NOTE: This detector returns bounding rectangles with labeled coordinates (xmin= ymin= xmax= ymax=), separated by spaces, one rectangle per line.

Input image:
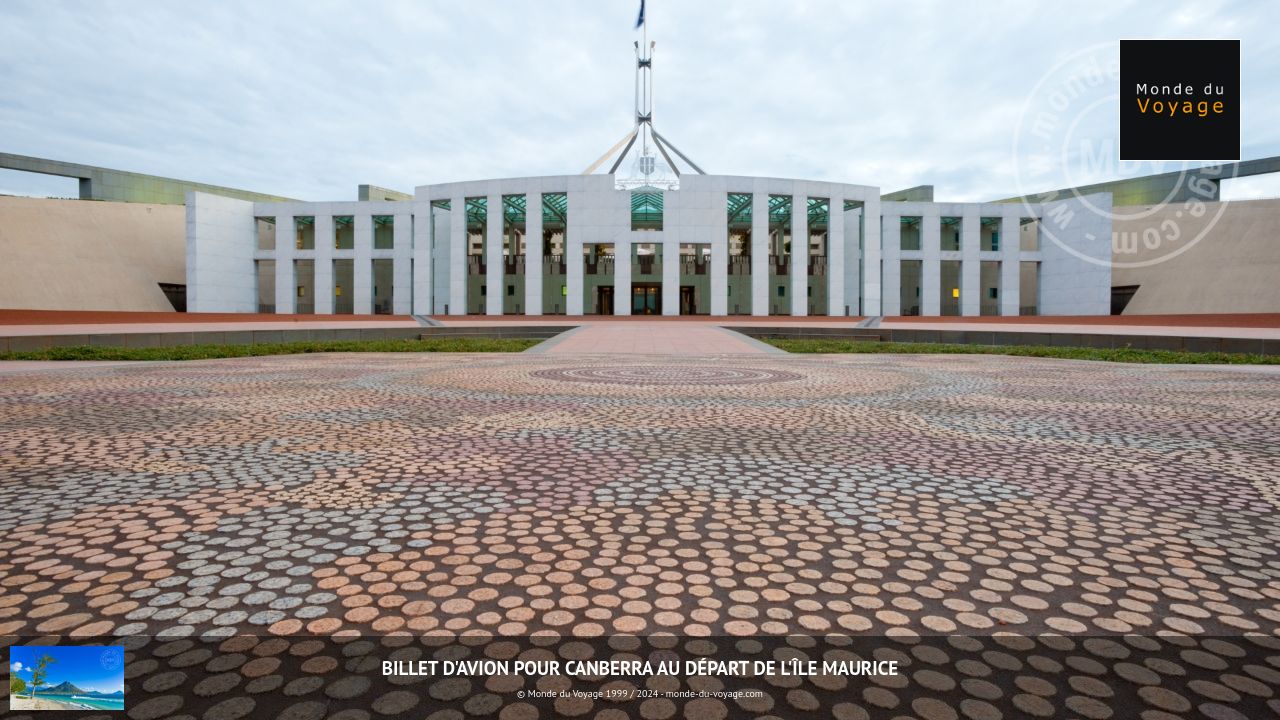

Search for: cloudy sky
xmin=2 ymin=0 xmax=1277 ymax=201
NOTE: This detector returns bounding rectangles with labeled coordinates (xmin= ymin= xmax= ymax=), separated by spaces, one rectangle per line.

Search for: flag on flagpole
xmin=635 ymin=0 xmax=645 ymax=29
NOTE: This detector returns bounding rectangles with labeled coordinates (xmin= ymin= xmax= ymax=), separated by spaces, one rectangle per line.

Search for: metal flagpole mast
xmin=642 ymin=11 xmax=649 ymax=160
xmin=582 ymin=0 xmax=704 ymax=181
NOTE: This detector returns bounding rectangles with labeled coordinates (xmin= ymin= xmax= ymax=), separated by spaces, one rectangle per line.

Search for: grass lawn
xmin=0 ymin=337 xmax=542 ymax=361
xmin=765 ymin=339 xmax=1280 ymax=365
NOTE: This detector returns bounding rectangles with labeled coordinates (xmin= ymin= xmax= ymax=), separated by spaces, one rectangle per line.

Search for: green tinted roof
xmin=631 ymin=188 xmax=663 ymax=227
xmin=543 ymin=193 xmax=567 ymax=225
xmin=448 ymin=190 xmax=835 ymax=232
xmin=728 ymin=193 xmax=752 ymax=225
xmin=452 ymin=194 xmax=567 ymax=230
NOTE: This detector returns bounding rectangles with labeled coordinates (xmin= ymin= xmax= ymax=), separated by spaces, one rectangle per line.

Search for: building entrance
xmin=680 ymin=285 xmax=696 ymax=315
xmin=597 ymin=286 xmax=615 ymax=315
xmin=632 ymin=283 xmax=661 ymax=315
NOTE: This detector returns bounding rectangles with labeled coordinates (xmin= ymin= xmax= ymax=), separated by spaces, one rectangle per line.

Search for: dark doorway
xmin=679 ymin=286 xmax=696 ymax=315
xmin=158 ymin=283 xmax=187 ymax=312
xmin=632 ymin=283 xmax=661 ymax=315
xmin=597 ymin=286 xmax=615 ymax=315
xmin=1111 ymin=285 xmax=1139 ymax=315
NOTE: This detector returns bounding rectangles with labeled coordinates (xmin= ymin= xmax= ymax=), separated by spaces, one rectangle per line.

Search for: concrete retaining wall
xmin=0 ymin=196 xmax=185 ymax=311
xmin=1113 ymin=198 xmax=1280 ymax=314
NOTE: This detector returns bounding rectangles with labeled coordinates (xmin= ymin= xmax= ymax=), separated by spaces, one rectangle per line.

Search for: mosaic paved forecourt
xmin=1 ymin=353 xmax=1279 ymax=719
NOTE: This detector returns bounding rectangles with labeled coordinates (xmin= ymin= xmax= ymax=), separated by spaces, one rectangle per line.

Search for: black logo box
xmin=1120 ymin=39 xmax=1240 ymax=161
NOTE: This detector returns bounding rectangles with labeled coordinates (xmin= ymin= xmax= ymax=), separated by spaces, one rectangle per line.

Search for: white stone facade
xmin=187 ymin=175 xmax=1111 ymax=317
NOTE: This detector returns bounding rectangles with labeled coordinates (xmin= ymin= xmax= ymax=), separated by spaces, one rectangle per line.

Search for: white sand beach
xmin=10 ymin=695 xmax=91 ymax=711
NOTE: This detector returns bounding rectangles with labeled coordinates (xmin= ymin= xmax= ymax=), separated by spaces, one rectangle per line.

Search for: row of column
xmin=270 ymin=213 xmax=412 ymax=315
xmin=262 ymin=199 xmax=1004 ymax=318
xmin=880 ymin=209 xmax=1024 ymax=317
xmin=447 ymin=191 xmax=853 ymax=317
xmin=455 ymin=192 xmax=545 ymax=317
xmin=566 ymin=236 xmax=730 ymax=317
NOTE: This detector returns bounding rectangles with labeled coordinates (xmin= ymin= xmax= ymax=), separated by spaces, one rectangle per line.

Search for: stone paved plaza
xmin=1 ymin=353 xmax=1279 ymax=718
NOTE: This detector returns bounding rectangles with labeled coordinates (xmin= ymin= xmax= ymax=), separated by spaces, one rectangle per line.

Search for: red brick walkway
xmin=0 ymin=309 xmax=414 ymax=324
xmin=886 ymin=313 xmax=1280 ymax=328
xmin=539 ymin=322 xmax=775 ymax=355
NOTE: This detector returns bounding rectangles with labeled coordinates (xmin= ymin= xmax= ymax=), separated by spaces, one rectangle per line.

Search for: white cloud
xmin=0 ymin=0 xmax=1275 ymax=202
xmin=10 ymin=661 xmax=21 ymax=672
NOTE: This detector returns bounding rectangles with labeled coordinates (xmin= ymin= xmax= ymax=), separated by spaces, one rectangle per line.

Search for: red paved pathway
xmin=442 ymin=312 xmax=1280 ymax=327
xmin=4 ymin=310 xmax=1278 ymax=343
xmin=537 ymin=322 xmax=775 ymax=355
xmin=885 ymin=313 xmax=1280 ymax=328
xmin=0 ymin=309 xmax=414 ymax=324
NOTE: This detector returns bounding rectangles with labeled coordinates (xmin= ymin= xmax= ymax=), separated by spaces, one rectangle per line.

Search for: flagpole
xmin=641 ymin=3 xmax=649 ymax=160
xmin=582 ymin=0 xmax=704 ymax=180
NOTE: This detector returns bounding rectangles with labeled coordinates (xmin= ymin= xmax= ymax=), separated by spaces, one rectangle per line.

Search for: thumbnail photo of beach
xmin=8 ymin=645 xmax=125 ymax=712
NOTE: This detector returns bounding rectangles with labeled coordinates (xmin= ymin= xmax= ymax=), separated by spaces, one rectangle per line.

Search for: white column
xmin=711 ymin=217 xmax=728 ymax=316
xmin=861 ymin=198 xmax=882 ymax=316
xmin=921 ymin=209 xmax=941 ymax=316
xmin=961 ymin=208 xmax=981 ymax=316
xmin=412 ymin=205 xmax=433 ymax=315
xmin=449 ymin=195 xmax=466 ymax=315
xmin=662 ymin=236 xmax=679 ymax=316
xmin=789 ymin=194 xmax=807 ymax=316
xmin=274 ymin=214 xmax=295 ymax=314
xmin=1000 ymin=212 xmax=1021 ymax=316
xmin=186 ymin=193 xmax=256 ymax=313
xmin=392 ymin=213 xmax=412 ymax=315
xmin=880 ymin=213 xmax=901 ymax=316
xmin=485 ymin=193 xmax=503 ymax=315
xmin=566 ymin=191 xmax=583 ymax=315
xmin=353 ymin=214 xmax=373 ymax=315
xmin=524 ymin=191 xmax=543 ymax=315
xmin=314 ymin=214 xmax=335 ymax=314
xmin=845 ymin=208 xmax=863 ymax=315
xmin=615 ymin=236 xmax=631 ymax=316
xmin=750 ymin=191 xmax=768 ymax=316
xmin=826 ymin=195 xmax=844 ymax=316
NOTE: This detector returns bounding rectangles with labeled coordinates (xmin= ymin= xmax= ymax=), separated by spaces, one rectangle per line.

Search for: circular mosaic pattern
xmin=530 ymin=364 xmax=804 ymax=386
xmin=0 ymin=353 xmax=1277 ymax=719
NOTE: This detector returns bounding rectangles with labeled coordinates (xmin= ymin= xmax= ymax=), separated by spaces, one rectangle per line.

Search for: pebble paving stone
xmin=0 ymin=352 xmax=1278 ymax=718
